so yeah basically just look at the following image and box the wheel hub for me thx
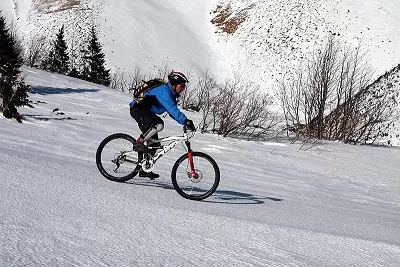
[188,169,202,183]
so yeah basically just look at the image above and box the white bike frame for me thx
[141,130,199,178]
[146,132,191,163]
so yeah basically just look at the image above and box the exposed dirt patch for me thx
[211,3,255,34]
[33,0,83,14]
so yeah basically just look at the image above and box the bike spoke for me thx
[189,184,194,195]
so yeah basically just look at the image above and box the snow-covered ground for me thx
[1,68,400,266]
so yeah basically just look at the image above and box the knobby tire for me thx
[171,151,220,200]
[96,133,140,182]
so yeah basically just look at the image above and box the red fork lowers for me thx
[188,151,198,178]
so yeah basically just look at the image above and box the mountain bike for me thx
[95,127,220,200]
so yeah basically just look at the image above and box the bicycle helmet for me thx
[168,71,189,85]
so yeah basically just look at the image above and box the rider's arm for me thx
[155,86,187,125]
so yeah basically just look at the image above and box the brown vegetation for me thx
[33,0,82,14]
[211,4,254,34]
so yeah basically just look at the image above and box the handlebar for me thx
[183,125,197,135]
[183,125,196,133]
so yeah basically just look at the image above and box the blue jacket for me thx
[129,82,187,125]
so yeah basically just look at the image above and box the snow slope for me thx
[211,0,400,90]
[1,68,400,266]
[2,0,400,90]
[0,0,232,79]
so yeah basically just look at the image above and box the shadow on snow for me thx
[29,86,100,95]
[205,190,283,205]
[22,114,76,121]
[125,178,283,204]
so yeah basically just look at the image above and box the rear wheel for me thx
[96,133,141,182]
[171,152,220,200]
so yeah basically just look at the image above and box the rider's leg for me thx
[131,107,164,145]
[137,124,162,179]
[141,123,164,143]
[130,107,162,179]
[131,107,164,180]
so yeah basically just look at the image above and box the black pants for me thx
[130,106,164,141]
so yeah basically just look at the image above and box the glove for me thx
[184,119,196,131]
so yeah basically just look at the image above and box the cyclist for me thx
[129,71,196,179]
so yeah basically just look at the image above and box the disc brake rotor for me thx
[188,169,202,183]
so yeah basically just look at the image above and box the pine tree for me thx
[41,26,70,74]
[68,39,81,78]
[41,49,55,72]
[0,12,29,123]
[81,26,110,86]
[68,66,81,78]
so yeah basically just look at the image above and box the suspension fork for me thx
[185,141,198,178]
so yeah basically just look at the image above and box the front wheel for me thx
[171,152,220,200]
[96,133,141,182]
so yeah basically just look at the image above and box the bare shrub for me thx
[110,66,147,93]
[200,76,278,139]
[277,35,394,145]
[110,69,129,92]
[181,69,217,112]
[110,63,176,93]
[129,66,146,93]
[323,43,374,142]
[277,71,304,139]
[278,36,341,141]
[25,33,47,68]
[305,35,340,139]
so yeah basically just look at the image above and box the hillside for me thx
[2,0,400,90]
[210,0,400,145]
[364,64,400,145]
[0,0,232,78]
[211,0,400,90]
[1,0,400,145]
[1,67,400,266]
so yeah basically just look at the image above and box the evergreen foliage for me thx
[68,66,81,78]
[81,26,110,86]
[0,11,29,123]
[41,26,70,75]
